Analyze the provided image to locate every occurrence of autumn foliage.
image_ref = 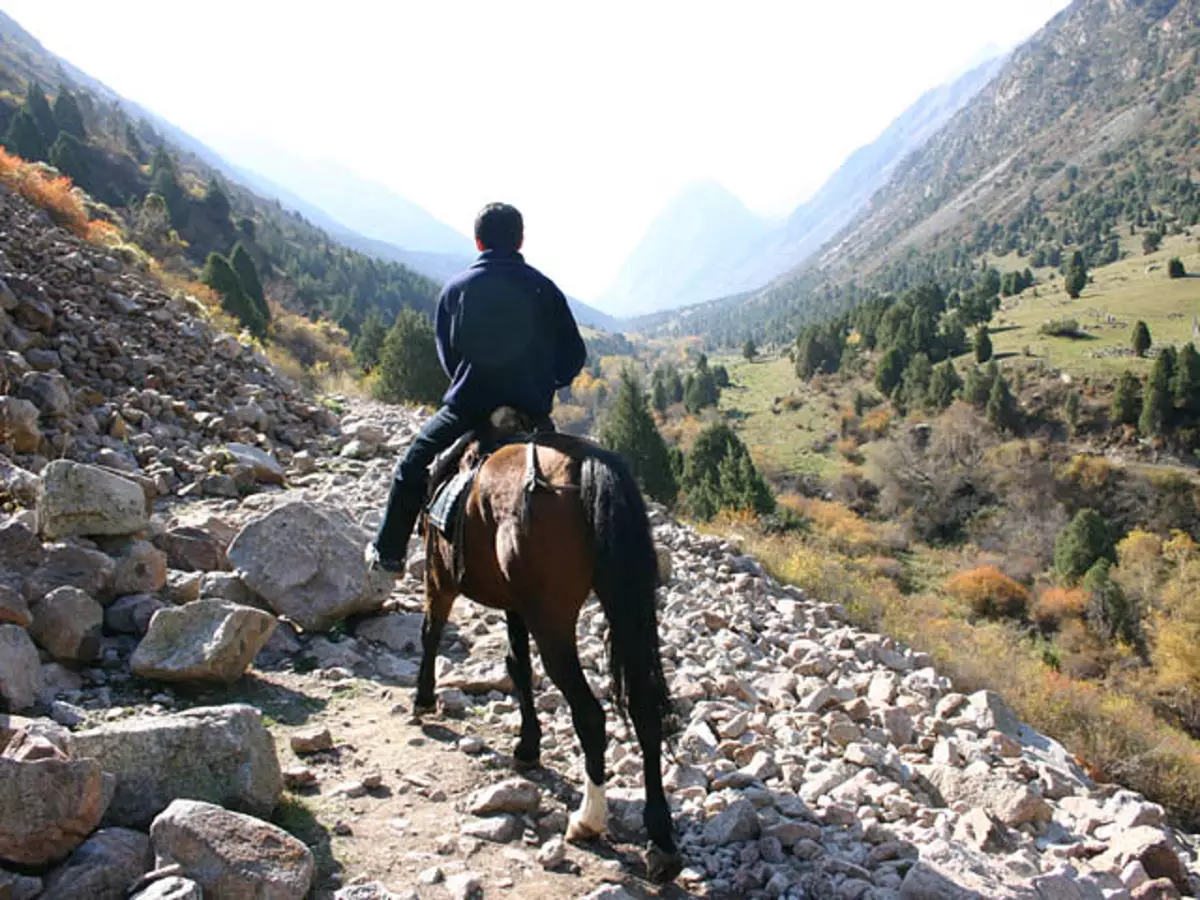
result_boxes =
[1031,586,1089,631]
[0,147,111,241]
[946,565,1030,619]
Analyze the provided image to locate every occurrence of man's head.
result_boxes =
[474,203,523,253]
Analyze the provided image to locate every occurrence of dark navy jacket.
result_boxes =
[435,249,587,418]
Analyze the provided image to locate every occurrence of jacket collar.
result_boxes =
[472,248,525,267]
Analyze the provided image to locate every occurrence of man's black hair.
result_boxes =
[474,203,523,252]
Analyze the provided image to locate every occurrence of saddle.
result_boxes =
[423,407,556,582]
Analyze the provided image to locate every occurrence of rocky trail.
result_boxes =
[1,183,1200,900]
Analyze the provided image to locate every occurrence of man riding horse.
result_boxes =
[366,204,684,884]
[368,202,587,573]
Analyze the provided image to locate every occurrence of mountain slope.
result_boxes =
[600,55,1005,317]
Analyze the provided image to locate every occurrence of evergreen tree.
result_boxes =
[48,132,88,184]
[1142,230,1163,254]
[1064,390,1081,437]
[3,109,47,161]
[1131,320,1152,357]
[124,121,145,162]
[203,180,232,222]
[900,352,933,410]
[742,338,757,360]
[684,365,719,413]
[651,377,669,414]
[1168,257,1186,279]
[680,423,773,520]
[938,314,968,359]
[974,326,993,364]
[1112,370,1140,426]
[1054,508,1113,581]
[598,369,678,506]
[1065,252,1088,299]
[926,360,962,411]
[1140,351,1174,437]
[373,308,447,405]
[986,372,1017,431]
[150,147,185,224]
[1083,559,1138,644]
[23,82,57,145]
[51,88,86,139]
[202,252,265,338]
[230,243,270,325]
[962,365,993,408]
[1173,343,1200,413]
[875,346,906,397]
[352,310,388,372]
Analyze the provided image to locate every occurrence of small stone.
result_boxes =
[703,798,761,846]
[467,779,541,816]
[129,876,204,900]
[290,726,333,754]
[461,814,520,843]
[444,871,483,900]
[537,836,567,868]
[283,766,317,789]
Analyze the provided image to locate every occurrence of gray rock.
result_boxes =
[25,543,115,604]
[150,799,314,900]
[225,443,286,485]
[355,612,424,654]
[702,798,761,846]
[0,624,45,710]
[154,527,230,573]
[41,828,152,900]
[29,586,104,662]
[72,704,282,829]
[17,371,70,418]
[227,501,390,631]
[968,690,1021,738]
[0,456,39,507]
[953,808,1012,854]
[444,872,483,900]
[924,764,1052,826]
[466,779,541,815]
[0,582,31,628]
[105,594,167,635]
[898,862,986,899]
[113,540,168,595]
[129,876,204,900]
[131,600,276,683]
[0,397,40,453]
[460,814,521,842]
[38,461,150,540]
[0,869,42,900]
[0,754,109,867]
[1089,827,1189,892]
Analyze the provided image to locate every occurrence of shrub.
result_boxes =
[373,307,447,405]
[1039,318,1084,338]
[1055,508,1114,581]
[1132,321,1152,357]
[945,565,1029,619]
[1168,257,1186,279]
[0,147,96,238]
[1031,586,1088,631]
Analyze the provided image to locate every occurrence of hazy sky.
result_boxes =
[6,1,1069,299]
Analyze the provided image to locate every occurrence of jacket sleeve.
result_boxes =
[548,280,587,388]
[434,287,459,379]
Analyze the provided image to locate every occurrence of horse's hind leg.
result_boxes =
[506,611,541,768]
[414,579,455,714]
[540,641,607,842]
[630,691,682,883]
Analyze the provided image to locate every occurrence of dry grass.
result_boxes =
[0,148,116,242]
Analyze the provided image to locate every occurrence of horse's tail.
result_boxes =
[579,448,678,737]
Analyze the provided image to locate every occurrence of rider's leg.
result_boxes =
[372,404,474,570]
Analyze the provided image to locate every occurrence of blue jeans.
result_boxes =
[372,405,476,565]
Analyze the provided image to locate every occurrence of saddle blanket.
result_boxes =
[427,469,476,536]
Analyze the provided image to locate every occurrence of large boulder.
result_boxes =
[29,586,104,663]
[227,501,390,631]
[0,624,43,711]
[0,456,38,507]
[131,600,276,683]
[0,398,40,453]
[38,461,150,540]
[41,828,152,900]
[225,443,286,486]
[149,800,315,900]
[71,704,282,829]
[1089,826,1189,891]
[0,754,110,866]
[922,764,1052,827]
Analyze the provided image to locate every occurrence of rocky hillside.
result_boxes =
[2,190,1199,898]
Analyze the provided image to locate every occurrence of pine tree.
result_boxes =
[1055,508,1113,580]
[742,338,757,360]
[1083,559,1137,644]
[962,365,994,408]
[598,369,678,506]
[48,132,88,184]
[203,180,232,222]
[926,360,963,411]
[900,352,933,410]
[23,82,57,145]
[352,310,388,372]
[651,377,669,414]
[974,326,993,364]
[1065,252,1088,299]
[680,423,773,520]
[1168,257,1186,279]
[1112,370,1140,426]
[1064,390,1081,437]
[1140,351,1174,437]
[150,147,185,224]
[1131,321,1152,357]
[875,346,906,397]
[202,252,265,338]
[51,88,86,139]
[373,308,447,405]
[124,122,145,162]
[684,365,719,413]
[3,110,47,161]
[230,243,270,326]
[986,372,1017,431]
[1173,343,1200,413]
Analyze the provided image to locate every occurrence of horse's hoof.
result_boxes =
[646,844,683,884]
[411,700,436,717]
[513,754,541,772]
[565,814,605,844]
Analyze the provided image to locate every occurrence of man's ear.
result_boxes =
[476,237,487,252]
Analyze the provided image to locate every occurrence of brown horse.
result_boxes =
[414,428,682,884]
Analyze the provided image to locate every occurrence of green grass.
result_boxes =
[988,233,1200,379]
[716,352,846,480]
